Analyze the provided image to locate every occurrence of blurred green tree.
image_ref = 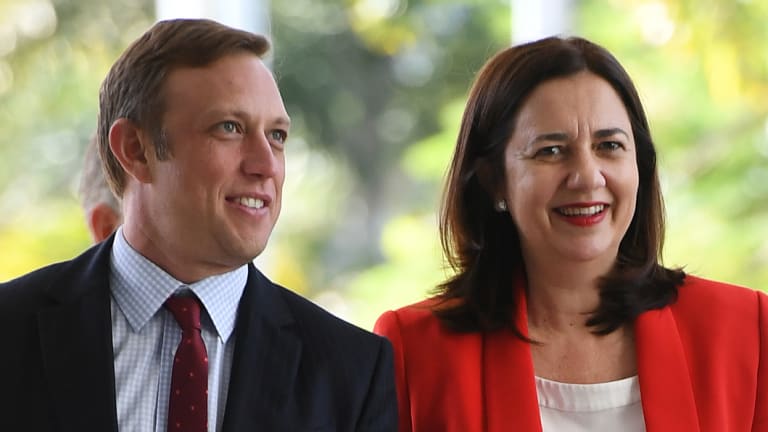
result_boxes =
[0,0,765,330]
[0,0,154,277]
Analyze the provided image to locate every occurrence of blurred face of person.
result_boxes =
[502,71,638,267]
[127,53,289,281]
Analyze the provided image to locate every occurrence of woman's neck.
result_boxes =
[529,324,637,383]
[523,254,612,333]
[521,251,637,383]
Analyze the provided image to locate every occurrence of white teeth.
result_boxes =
[559,204,605,216]
[235,197,264,209]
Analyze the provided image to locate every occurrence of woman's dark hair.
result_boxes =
[435,36,685,337]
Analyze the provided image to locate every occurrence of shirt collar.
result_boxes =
[110,227,247,342]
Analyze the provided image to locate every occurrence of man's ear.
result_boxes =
[109,118,153,184]
[87,203,121,243]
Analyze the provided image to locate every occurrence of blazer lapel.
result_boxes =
[37,239,118,431]
[635,306,700,431]
[483,276,701,431]
[484,277,542,432]
[222,266,302,431]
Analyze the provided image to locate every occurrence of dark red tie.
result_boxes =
[165,295,208,432]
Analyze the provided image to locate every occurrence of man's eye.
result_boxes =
[269,130,287,143]
[219,121,239,134]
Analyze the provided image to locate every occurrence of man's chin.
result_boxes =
[233,241,270,264]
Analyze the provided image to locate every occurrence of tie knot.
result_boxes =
[165,295,202,332]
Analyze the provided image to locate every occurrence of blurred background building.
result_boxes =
[1,0,766,329]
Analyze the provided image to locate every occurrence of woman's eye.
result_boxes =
[597,141,623,151]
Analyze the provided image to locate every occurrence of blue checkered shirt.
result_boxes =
[109,227,247,431]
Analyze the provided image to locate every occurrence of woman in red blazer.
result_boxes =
[375,36,767,432]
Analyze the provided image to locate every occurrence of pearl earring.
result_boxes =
[496,200,507,211]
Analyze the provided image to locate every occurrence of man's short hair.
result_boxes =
[96,18,271,197]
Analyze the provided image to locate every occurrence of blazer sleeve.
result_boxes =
[356,335,399,432]
[374,311,412,432]
[754,291,768,432]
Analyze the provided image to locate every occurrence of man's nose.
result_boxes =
[241,132,280,178]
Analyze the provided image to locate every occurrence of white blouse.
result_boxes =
[535,375,646,432]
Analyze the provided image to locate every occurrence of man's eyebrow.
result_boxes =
[205,109,292,127]
[273,116,291,128]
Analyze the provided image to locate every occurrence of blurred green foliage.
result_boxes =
[0,0,765,330]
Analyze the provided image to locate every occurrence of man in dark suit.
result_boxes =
[0,18,397,431]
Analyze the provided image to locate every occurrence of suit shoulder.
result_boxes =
[378,298,440,327]
[0,262,67,314]
[0,241,109,316]
[676,274,762,308]
[375,297,456,344]
[672,274,765,333]
[274,281,387,347]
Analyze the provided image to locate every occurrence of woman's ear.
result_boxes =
[108,118,153,184]
[475,158,504,203]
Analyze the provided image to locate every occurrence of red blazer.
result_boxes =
[375,275,768,431]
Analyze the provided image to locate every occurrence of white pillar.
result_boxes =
[511,0,574,45]
[154,0,270,37]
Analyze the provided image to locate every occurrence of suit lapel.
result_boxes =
[635,306,700,431]
[483,276,702,431]
[37,239,118,431]
[484,277,542,432]
[222,266,302,431]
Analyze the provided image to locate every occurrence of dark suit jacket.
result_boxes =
[375,275,768,432]
[0,236,397,431]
